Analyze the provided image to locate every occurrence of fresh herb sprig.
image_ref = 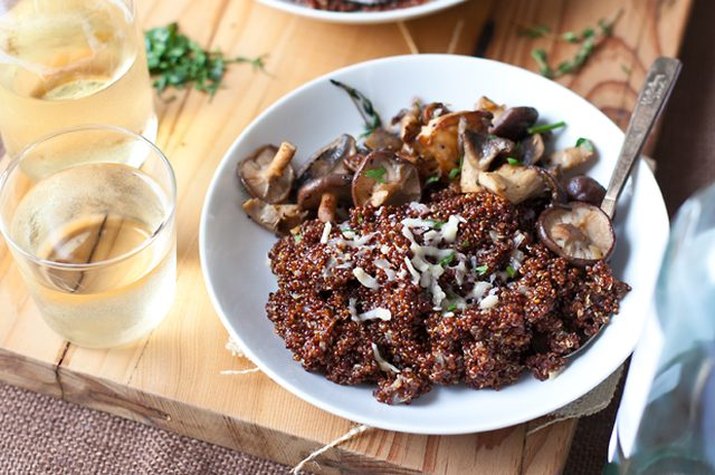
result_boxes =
[330,79,383,136]
[522,9,623,80]
[145,23,266,97]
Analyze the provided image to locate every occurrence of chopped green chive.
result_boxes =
[518,24,551,39]
[475,264,489,275]
[527,121,566,135]
[425,175,440,185]
[506,265,517,278]
[562,31,579,43]
[531,48,553,79]
[448,167,460,180]
[447,303,458,312]
[364,166,387,183]
[439,253,456,267]
[575,137,595,152]
[506,157,521,166]
[430,220,446,230]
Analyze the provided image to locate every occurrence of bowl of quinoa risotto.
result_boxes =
[255,0,466,24]
[200,55,669,434]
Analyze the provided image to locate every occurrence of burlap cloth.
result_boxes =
[3,0,715,472]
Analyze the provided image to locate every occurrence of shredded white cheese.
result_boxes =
[320,221,332,244]
[479,293,499,310]
[353,267,380,289]
[371,342,401,373]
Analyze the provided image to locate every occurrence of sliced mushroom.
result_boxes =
[537,202,615,265]
[565,175,606,206]
[393,100,423,145]
[415,110,491,177]
[297,174,353,222]
[242,198,306,235]
[546,141,596,172]
[421,102,450,123]
[352,151,421,207]
[536,167,568,204]
[489,106,539,141]
[478,164,547,204]
[519,133,545,165]
[475,96,505,119]
[364,128,403,152]
[238,142,296,204]
[297,134,356,184]
[459,120,515,193]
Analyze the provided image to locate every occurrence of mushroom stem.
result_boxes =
[266,142,296,178]
[318,193,337,223]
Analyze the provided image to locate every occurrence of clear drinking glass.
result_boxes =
[0,0,156,160]
[0,126,176,348]
[608,183,715,474]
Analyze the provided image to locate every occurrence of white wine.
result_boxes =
[9,162,175,348]
[0,0,156,157]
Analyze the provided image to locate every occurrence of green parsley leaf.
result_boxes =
[144,23,266,97]
[364,166,387,183]
[527,121,566,135]
[506,265,517,278]
[506,157,521,166]
[293,234,302,243]
[425,175,440,185]
[430,220,446,230]
[330,79,383,135]
[575,137,595,153]
[439,253,456,267]
[475,264,489,275]
[447,303,458,312]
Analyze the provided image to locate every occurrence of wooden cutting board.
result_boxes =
[0,0,692,473]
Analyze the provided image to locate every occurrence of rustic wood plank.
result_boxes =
[0,0,693,473]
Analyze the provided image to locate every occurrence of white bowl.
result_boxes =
[200,54,669,434]
[256,0,467,24]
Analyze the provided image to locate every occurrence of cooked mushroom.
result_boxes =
[415,110,491,177]
[459,120,515,193]
[421,102,450,122]
[352,150,421,207]
[536,167,568,204]
[489,106,539,141]
[475,96,505,119]
[519,133,545,165]
[565,175,606,206]
[297,134,356,184]
[364,128,403,152]
[242,198,306,235]
[393,100,423,145]
[546,141,596,172]
[238,142,296,204]
[537,202,615,265]
[297,173,353,221]
[478,164,546,204]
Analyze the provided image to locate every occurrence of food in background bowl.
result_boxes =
[294,0,429,12]
[236,81,630,404]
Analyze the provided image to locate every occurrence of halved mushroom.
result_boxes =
[297,174,353,222]
[459,120,515,193]
[352,150,421,207]
[415,110,491,177]
[537,202,615,266]
[297,134,356,184]
[519,133,545,166]
[546,141,596,172]
[565,175,606,206]
[242,198,306,235]
[489,106,539,141]
[238,142,296,204]
[478,164,547,204]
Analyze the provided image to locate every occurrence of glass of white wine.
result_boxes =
[0,126,176,348]
[0,0,156,161]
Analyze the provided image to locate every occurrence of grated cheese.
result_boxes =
[371,342,401,373]
[353,267,380,289]
[320,221,332,244]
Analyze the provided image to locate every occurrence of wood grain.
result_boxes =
[0,0,693,473]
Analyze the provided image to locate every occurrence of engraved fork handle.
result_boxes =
[601,57,682,218]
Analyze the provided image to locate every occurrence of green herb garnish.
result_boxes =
[531,48,553,79]
[448,167,460,180]
[506,265,517,278]
[430,220,446,230]
[439,253,456,267]
[425,175,440,185]
[575,137,595,153]
[475,264,489,275]
[447,303,458,312]
[330,79,383,136]
[145,23,266,97]
[518,24,551,39]
[364,166,387,183]
[621,63,632,75]
[357,213,364,224]
[527,121,566,135]
[506,157,521,166]
[294,234,302,243]
[562,31,579,43]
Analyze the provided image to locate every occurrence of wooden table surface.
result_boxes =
[0,0,693,473]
